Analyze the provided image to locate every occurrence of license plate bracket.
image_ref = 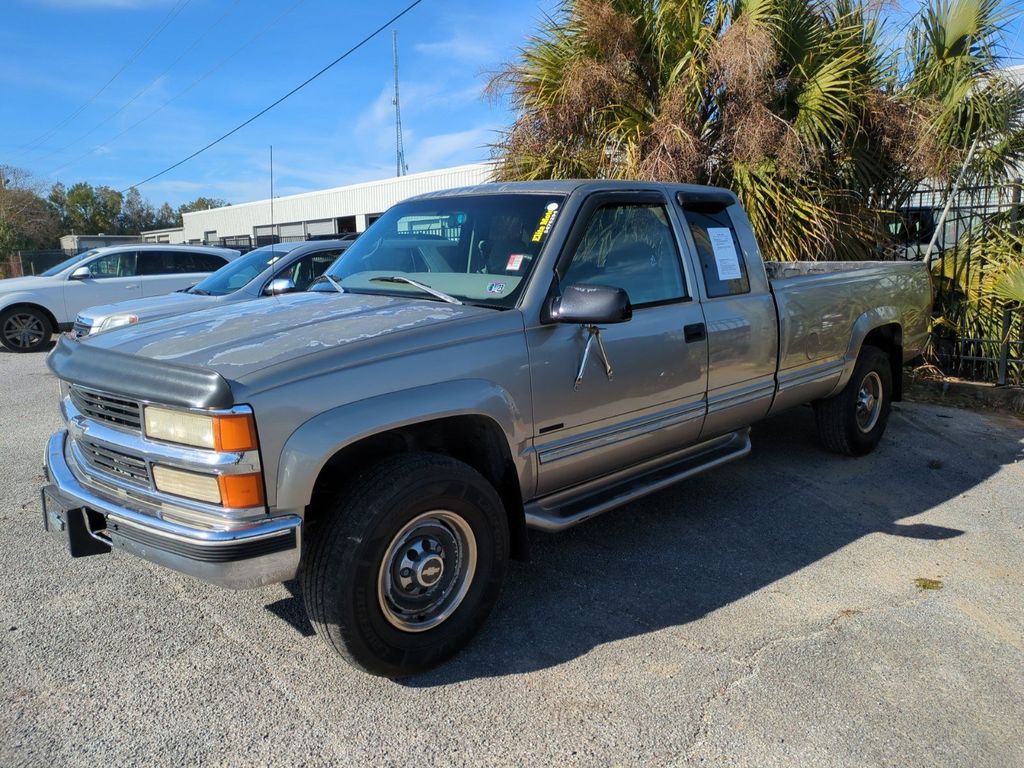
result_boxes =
[41,486,111,558]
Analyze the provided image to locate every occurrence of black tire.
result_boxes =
[814,345,893,456]
[302,452,509,677]
[0,305,54,353]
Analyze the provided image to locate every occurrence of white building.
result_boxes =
[143,163,493,249]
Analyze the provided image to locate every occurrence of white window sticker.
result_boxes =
[707,227,742,281]
[506,253,525,271]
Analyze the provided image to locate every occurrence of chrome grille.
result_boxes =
[69,386,142,430]
[78,440,150,486]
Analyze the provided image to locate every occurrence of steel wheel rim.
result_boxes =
[3,313,46,349]
[377,510,477,633]
[855,371,883,433]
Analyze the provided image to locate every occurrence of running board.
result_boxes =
[524,429,752,532]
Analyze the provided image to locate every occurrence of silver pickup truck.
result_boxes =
[40,181,930,677]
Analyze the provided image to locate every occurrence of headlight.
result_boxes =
[152,465,265,508]
[143,406,258,452]
[98,314,138,332]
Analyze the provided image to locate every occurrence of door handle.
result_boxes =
[125,284,139,289]
[684,323,706,343]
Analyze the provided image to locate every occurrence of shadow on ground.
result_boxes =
[263,403,1021,684]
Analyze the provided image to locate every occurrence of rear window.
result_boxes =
[681,207,750,298]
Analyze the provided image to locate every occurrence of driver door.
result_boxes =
[526,192,709,496]
[63,250,142,321]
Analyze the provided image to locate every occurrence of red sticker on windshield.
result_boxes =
[506,254,525,271]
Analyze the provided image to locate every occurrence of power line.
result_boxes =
[47,0,311,179]
[122,0,427,193]
[18,0,194,156]
[32,0,244,168]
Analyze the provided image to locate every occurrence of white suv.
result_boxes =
[0,244,240,353]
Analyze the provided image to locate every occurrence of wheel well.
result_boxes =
[306,415,529,560]
[862,323,903,401]
[1,302,58,333]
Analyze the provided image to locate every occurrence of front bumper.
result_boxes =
[42,430,301,589]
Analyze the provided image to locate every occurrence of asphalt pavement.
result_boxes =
[1,347,1022,767]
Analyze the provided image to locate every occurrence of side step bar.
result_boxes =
[524,429,752,532]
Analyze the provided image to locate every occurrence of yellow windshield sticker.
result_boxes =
[531,202,560,242]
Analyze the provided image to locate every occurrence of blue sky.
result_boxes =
[0,0,1021,208]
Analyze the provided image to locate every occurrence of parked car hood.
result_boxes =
[82,291,222,323]
[82,291,493,381]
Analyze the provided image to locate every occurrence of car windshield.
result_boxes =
[312,193,565,308]
[190,242,304,296]
[39,250,97,277]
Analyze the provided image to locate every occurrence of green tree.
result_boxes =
[47,182,68,230]
[491,0,1024,261]
[118,186,156,234]
[64,182,123,234]
[154,202,178,230]
[0,166,61,257]
[176,196,228,226]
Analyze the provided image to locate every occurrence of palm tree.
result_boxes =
[492,0,1024,262]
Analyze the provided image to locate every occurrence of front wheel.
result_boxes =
[0,306,53,353]
[302,452,509,677]
[814,345,893,456]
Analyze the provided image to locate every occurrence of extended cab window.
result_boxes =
[563,203,686,306]
[682,207,750,298]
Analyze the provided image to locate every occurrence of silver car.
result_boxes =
[74,239,352,337]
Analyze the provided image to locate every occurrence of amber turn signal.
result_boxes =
[212,414,259,452]
[218,472,265,508]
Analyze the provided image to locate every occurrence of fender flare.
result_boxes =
[274,378,531,512]
[827,306,903,397]
[0,292,61,324]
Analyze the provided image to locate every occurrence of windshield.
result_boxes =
[39,250,97,277]
[191,242,304,296]
[313,193,565,308]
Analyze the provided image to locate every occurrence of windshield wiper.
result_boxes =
[187,287,209,295]
[369,275,462,305]
[309,274,345,293]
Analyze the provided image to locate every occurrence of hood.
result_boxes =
[83,291,491,381]
[82,291,221,323]
[0,275,50,293]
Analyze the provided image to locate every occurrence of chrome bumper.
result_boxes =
[42,430,301,589]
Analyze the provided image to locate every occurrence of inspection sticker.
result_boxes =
[506,253,525,271]
[487,282,507,293]
[707,227,742,281]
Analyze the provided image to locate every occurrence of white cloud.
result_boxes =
[414,35,495,64]
[407,125,496,170]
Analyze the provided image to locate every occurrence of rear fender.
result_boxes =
[828,307,902,397]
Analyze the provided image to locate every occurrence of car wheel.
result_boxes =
[0,306,54,353]
[302,452,509,677]
[814,345,893,456]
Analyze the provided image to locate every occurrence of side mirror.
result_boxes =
[547,283,632,325]
[69,266,91,280]
[264,278,296,296]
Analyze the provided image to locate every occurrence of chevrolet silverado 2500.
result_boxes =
[41,181,931,677]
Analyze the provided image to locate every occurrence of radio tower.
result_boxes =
[393,30,408,177]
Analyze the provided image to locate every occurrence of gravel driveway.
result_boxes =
[1,348,1022,767]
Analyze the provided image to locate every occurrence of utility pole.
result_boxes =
[393,30,408,177]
